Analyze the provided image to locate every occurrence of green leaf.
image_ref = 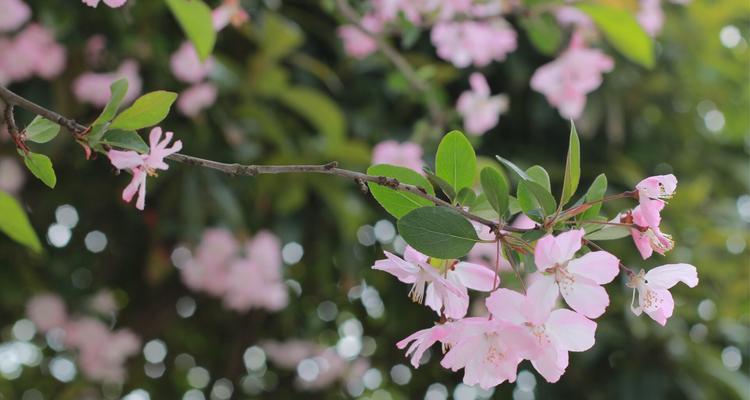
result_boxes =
[520,14,563,55]
[577,3,654,68]
[517,180,557,216]
[22,151,56,188]
[99,130,149,153]
[110,91,178,131]
[367,164,435,219]
[526,165,551,191]
[258,13,303,60]
[24,116,60,144]
[436,131,476,193]
[496,156,531,181]
[0,192,42,252]
[469,193,500,220]
[580,174,608,222]
[561,122,581,206]
[276,87,345,145]
[397,206,480,259]
[424,169,456,201]
[584,225,631,240]
[456,187,476,207]
[480,167,509,217]
[166,0,216,61]
[93,78,129,126]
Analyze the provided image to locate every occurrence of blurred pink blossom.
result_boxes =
[338,14,381,59]
[262,340,324,369]
[73,59,142,107]
[556,6,594,29]
[177,83,218,117]
[82,0,127,8]
[170,41,214,84]
[65,317,140,383]
[431,19,517,68]
[85,34,107,67]
[0,157,25,194]
[371,140,423,172]
[88,289,118,315]
[530,32,614,119]
[457,73,508,135]
[213,0,249,31]
[637,0,665,36]
[0,0,31,33]
[26,293,67,333]
[181,228,239,295]
[0,24,66,84]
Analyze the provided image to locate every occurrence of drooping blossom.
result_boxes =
[337,14,382,59]
[486,280,597,383]
[170,41,214,84]
[440,317,539,389]
[0,0,30,33]
[627,263,698,325]
[0,157,25,194]
[108,127,182,210]
[637,0,665,37]
[530,31,614,119]
[26,293,67,333]
[82,0,127,8]
[533,229,620,318]
[65,317,140,383]
[73,59,142,107]
[635,174,677,228]
[213,0,249,31]
[431,19,517,68]
[629,203,674,259]
[371,140,424,173]
[177,83,218,117]
[456,73,508,135]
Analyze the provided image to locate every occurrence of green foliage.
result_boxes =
[579,174,608,222]
[584,225,631,240]
[578,3,654,68]
[109,91,178,131]
[165,0,216,61]
[93,78,129,126]
[24,116,59,144]
[480,167,509,217]
[424,168,457,201]
[561,122,581,206]
[21,151,56,189]
[0,192,42,252]
[98,130,149,153]
[367,164,434,219]
[397,206,479,259]
[517,179,557,218]
[435,131,476,194]
[520,13,563,55]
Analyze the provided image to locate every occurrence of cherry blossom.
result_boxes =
[486,280,597,383]
[530,31,614,119]
[635,174,677,227]
[337,14,382,59]
[170,41,214,84]
[431,19,517,68]
[629,203,674,259]
[0,0,30,33]
[627,263,698,325]
[108,127,182,210]
[26,293,67,333]
[457,73,509,136]
[82,0,127,8]
[397,321,457,368]
[371,140,424,173]
[177,83,218,117]
[181,228,239,295]
[534,229,620,318]
[73,59,142,107]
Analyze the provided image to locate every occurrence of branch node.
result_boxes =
[324,161,338,170]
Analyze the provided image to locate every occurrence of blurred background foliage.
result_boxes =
[0,0,748,399]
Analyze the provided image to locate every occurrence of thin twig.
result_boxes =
[502,241,527,294]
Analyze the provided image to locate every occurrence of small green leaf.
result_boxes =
[584,225,631,240]
[93,78,129,126]
[22,151,56,188]
[0,192,42,252]
[110,91,178,131]
[496,156,531,181]
[561,122,581,206]
[397,206,480,259]
[367,164,435,219]
[577,3,654,68]
[520,14,563,55]
[580,174,608,222]
[456,187,476,206]
[24,116,60,144]
[526,165,551,191]
[469,193,500,220]
[436,131,476,192]
[166,0,216,61]
[480,167,509,217]
[424,169,457,201]
[517,180,557,216]
[99,130,149,153]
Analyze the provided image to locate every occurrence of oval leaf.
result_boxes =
[25,116,60,144]
[110,91,178,131]
[584,225,631,241]
[397,206,480,259]
[579,174,608,222]
[166,0,216,61]
[480,167,509,217]
[561,121,581,206]
[99,130,149,153]
[22,151,56,188]
[526,165,551,191]
[436,130,476,193]
[367,164,435,219]
[0,192,42,252]
[577,4,654,68]
[517,180,556,217]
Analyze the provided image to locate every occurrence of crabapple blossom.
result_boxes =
[530,31,614,119]
[534,229,620,318]
[371,140,424,172]
[456,72,509,135]
[82,0,127,8]
[638,0,665,37]
[213,0,249,31]
[0,24,66,84]
[627,263,698,325]
[170,41,214,84]
[397,321,456,368]
[108,127,183,210]
[0,0,30,33]
[26,293,67,332]
[73,59,142,107]
[180,228,239,295]
[431,19,517,68]
[177,83,218,117]
[486,280,597,383]
[337,14,382,59]
[629,203,675,259]
[635,174,677,227]
[65,317,140,383]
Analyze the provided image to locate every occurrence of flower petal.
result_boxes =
[560,276,609,319]
[546,309,597,352]
[452,262,497,291]
[566,251,620,284]
[644,263,698,289]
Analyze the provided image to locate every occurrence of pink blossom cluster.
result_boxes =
[371,140,424,173]
[73,59,143,107]
[25,293,140,383]
[372,174,697,387]
[178,228,289,312]
[456,73,508,135]
[0,0,66,86]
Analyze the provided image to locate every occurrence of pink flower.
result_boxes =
[530,32,614,119]
[0,157,25,194]
[82,0,127,8]
[629,203,674,259]
[177,83,218,117]
[397,322,456,368]
[337,14,381,59]
[85,35,107,67]
[372,247,469,319]
[457,73,508,135]
[65,317,140,383]
[73,60,142,107]
[108,127,182,210]
[88,289,118,315]
[627,263,698,325]
[431,19,517,68]
[0,24,66,84]
[262,339,325,369]
[637,0,665,37]
[26,294,67,333]
[181,228,239,295]
[440,317,539,389]
[555,7,594,29]
[213,0,249,31]
[635,174,677,227]
[486,280,597,383]
[534,229,620,318]
[0,0,31,33]
[371,140,423,173]
[170,41,214,84]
